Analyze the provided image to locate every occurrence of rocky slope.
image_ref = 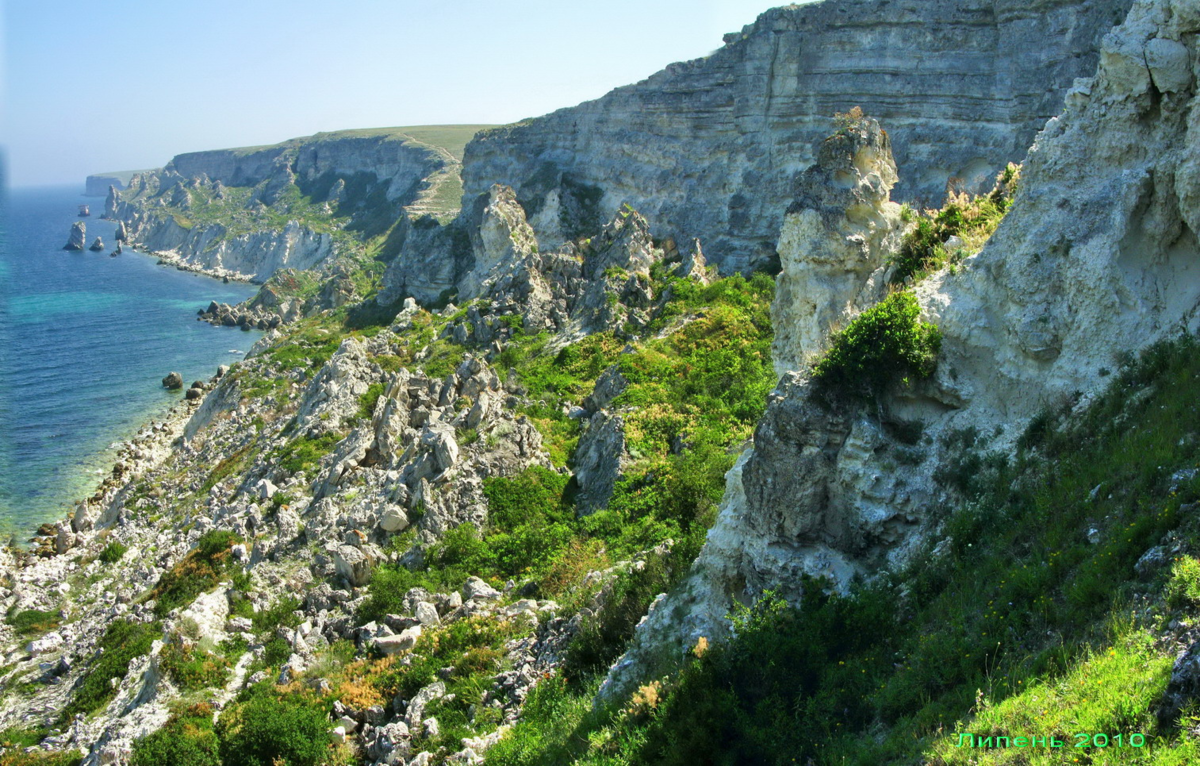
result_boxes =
[460,0,1132,273]
[0,170,770,764]
[604,0,1200,702]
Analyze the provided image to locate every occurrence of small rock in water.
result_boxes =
[88,236,105,252]
[162,372,183,389]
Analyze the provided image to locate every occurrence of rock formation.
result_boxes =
[63,222,86,251]
[601,0,1200,703]
[88,237,104,252]
[770,114,904,375]
[461,0,1132,273]
[78,204,89,217]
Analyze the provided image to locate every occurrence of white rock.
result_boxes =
[462,577,501,601]
[27,632,63,655]
[374,625,422,656]
[379,508,410,533]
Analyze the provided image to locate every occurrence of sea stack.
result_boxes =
[104,185,119,219]
[114,220,127,242]
[88,237,104,252]
[63,222,86,251]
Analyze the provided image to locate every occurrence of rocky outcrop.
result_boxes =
[462,0,1132,273]
[603,0,1200,702]
[88,237,104,252]
[63,222,86,251]
[771,115,904,375]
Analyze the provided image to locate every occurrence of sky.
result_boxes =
[3,0,791,188]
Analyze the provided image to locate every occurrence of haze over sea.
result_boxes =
[0,185,260,536]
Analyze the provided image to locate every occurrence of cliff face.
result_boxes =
[603,0,1200,700]
[108,130,455,282]
[461,0,1132,273]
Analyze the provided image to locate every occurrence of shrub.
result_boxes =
[159,642,231,692]
[62,619,159,720]
[97,541,128,564]
[811,290,941,399]
[215,691,331,766]
[889,163,1020,284]
[130,704,220,766]
[150,530,242,616]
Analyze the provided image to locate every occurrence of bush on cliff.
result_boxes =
[811,290,941,399]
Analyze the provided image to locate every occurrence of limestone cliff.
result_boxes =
[461,0,1132,273]
[603,0,1200,701]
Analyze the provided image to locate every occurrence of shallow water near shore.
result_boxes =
[0,185,261,536]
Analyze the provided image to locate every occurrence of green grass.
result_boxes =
[97,541,128,564]
[7,609,59,636]
[273,432,341,475]
[159,642,232,692]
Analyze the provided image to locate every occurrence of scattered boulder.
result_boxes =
[374,625,422,656]
[463,576,501,601]
[185,386,204,401]
[334,544,374,587]
[162,372,183,389]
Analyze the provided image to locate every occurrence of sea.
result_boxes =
[0,185,261,537]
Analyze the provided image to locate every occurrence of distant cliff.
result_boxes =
[460,0,1132,272]
[84,171,144,196]
[105,127,487,282]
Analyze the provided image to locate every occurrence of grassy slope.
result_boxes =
[486,333,1200,765]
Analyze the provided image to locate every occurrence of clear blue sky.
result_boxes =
[3,0,792,188]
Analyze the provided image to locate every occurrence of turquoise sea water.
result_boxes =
[0,185,261,536]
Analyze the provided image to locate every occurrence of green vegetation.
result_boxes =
[1166,556,1200,608]
[7,609,59,636]
[362,272,775,623]
[97,541,128,564]
[130,703,221,766]
[890,163,1021,284]
[486,332,1200,764]
[272,432,341,476]
[811,290,941,399]
[356,381,386,422]
[62,619,159,720]
[150,530,242,616]
[215,688,333,766]
[160,642,232,692]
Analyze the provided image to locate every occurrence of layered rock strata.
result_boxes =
[461,0,1133,272]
